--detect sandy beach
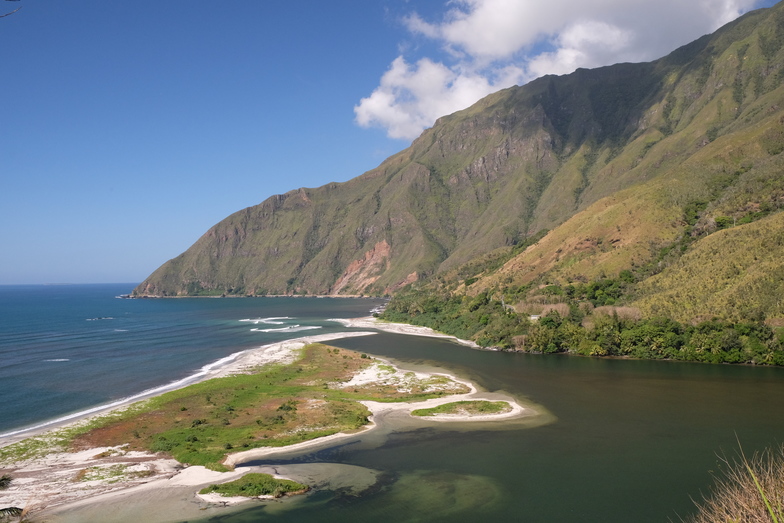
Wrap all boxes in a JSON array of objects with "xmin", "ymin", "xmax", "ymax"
[
  {"xmin": 330, "ymin": 317, "xmax": 485, "ymax": 349},
  {"xmin": 0, "ymin": 318, "xmax": 529, "ymax": 522}
]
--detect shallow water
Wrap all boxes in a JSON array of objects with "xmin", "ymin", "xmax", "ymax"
[
  {"xmin": 4, "ymin": 286, "xmax": 784, "ymax": 522},
  {"xmin": 193, "ymin": 333, "xmax": 784, "ymax": 523}
]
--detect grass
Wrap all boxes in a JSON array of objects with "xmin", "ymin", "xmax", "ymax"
[
  {"xmin": 411, "ymin": 401, "xmax": 511, "ymax": 417},
  {"xmin": 634, "ymin": 210, "xmax": 784, "ymax": 323},
  {"xmin": 72, "ymin": 464, "xmax": 151, "ymax": 484},
  {"xmin": 0, "ymin": 404, "xmax": 148, "ymax": 465},
  {"xmin": 685, "ymin": 443, "xmax": 784, "ymax": 523},
  {"xmin": 199, "ymin": 472, "xmax": 308, "ymax": 499},
  {"xmin": 0, "ymin": 343, "xmax": 467, "ymax": 471}
]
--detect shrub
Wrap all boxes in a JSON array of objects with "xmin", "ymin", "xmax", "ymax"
[
  {"xmin": 686, "ymin": 443, "xmax": 784, "ymax": 523},
  {"xmin": 199, "ymin": 473, "xmax": 308, "ymax": 498}
]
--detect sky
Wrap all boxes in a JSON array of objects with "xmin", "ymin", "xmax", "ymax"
[{"xmin": 1, "ymin": 0, "xmax": 778, "ymax": 284}]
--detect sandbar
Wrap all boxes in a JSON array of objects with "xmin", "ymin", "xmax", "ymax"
[{"xmin": 0, "ymin": 320, "xmax": 529, "ymax": 522}]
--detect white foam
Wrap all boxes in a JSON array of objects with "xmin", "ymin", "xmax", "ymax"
[
  {"xmin": 250, "ymin": 325, "xmax": 322, "ymax": 333},
  {"xmin": 0, "ymin": 350, "xmax": 246, "ymax": 439},
  {"xmin": 43, "ymin": 359, "xmax": 70, "ymax": 362},
  {"xmin": 0, "ymin": 331, "xmax": 379, "ymax": 441},
  {"xmin": 239, "ymin": 317, "xmax": 291, "ymax": 325}
]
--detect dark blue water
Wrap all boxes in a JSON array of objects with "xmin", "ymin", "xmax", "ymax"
[{"xmin": 0, "ymin": 284, "xmax": 384, "ymax": 436}]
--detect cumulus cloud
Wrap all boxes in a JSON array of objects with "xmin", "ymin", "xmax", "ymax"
[
  {"xmin": 354, "ymin": 57, "xmax": 524, "ymax": 140},
  {"xmin": 356, "ymin": 0, "xmax": 763, "ymax": 140},
  {"xmin": 527, "ymin": 21, "xmax": 635, "ymax": 77}
]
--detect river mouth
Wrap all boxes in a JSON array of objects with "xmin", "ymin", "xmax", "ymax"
[{"xmin": 11, "ymin": 297, "xmax": 784, "ymax": 523}]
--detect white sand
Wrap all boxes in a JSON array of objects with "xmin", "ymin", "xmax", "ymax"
[
  {"xmin": 1, "ymin": 323, "xmax": 528, "ymax": 521},
  {"xmin": 330, "ymin": 317, "xmax": 486, "ymax": 349},
  {"xmin": 0, "ymin": 331, "xmax": 378, "ymax": 448},
  {"xmin": 206, "ymin": 331, "xmax": 378, "ymax": 379}
]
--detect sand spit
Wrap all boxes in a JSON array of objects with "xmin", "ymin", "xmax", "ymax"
[
  {"xmin": 330, "ymin": 317, "xmax": 484, "ymax": 349},
  {"xmin": 0, "ymin": 326, "xmax": 528, "ymax": 522},
  {"xmin": 0, "ymin": 332, "xmax": 378, "ymax": 448},
  {"xmin": 205, "ymin": 331, "xmax": 378, "ymax": 379}
]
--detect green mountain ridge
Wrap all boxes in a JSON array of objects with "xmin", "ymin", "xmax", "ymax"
[{"xmin": 134, "ymin": 3, "xmax": 784, "ymax": 330}]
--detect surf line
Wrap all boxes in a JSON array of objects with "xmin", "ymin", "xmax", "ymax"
[{"xmin": 0, "ymin": 351, "xmax": 246, "ymax": 439}]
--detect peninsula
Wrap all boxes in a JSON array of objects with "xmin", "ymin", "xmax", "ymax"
[{"xmin": 0, "ymin": 320, "xmax": 529, "ymax": 523}]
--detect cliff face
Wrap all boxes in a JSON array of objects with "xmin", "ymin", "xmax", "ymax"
[{"xmin": 135, "ymin": 3, "xmax": 784, "ymax": 304}]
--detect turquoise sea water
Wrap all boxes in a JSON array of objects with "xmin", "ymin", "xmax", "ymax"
[{"xmin": 3, "ymin": 285, "xmax": 784, "ymax": 522}]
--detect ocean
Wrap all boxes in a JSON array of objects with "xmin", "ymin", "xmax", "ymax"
[
  {"xmin": 4, "ymin": 284, "xmax": 784, "ymax": 522},
  {"xmin": 0, "ymin": 284, "xmax": 385, "ymax": 437}
]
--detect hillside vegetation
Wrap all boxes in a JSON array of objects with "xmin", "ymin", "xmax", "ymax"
[{"xmin": 136, "ymin": 4, "xmax": 784, "ymax": 362}]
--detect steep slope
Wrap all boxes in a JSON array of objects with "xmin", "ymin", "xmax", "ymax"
[
  {"xmin": 135, "ymin": 3, "xmax": 784, "ymax": 299},
  {"xmin": 436, "ymin": 3, "xmax": 784, "ymax": 322}
]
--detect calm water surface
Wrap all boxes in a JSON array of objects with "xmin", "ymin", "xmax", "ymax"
[
  {"xmin": 201, "ymin": 334, "xmax": 784, "ymax": 523},
  {"xmin": 2, "ymin": 285, "xmax": 783, "ymax": 522}
]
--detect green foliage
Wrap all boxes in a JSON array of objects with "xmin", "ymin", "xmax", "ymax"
[
  {"xmin": 715, "ymin": 216, "xmax": 734, "ymax": 229},
  {"xmin": 0, "ymin": 474, "xmax": 11, "ymax": 490},
  {"xmin": 411, "ymin": 401, "xmax": 510, "ymax": 416},
  {"xmin": 383, "ymin": 287, "xmax": 530, "ymax": 349},
  {"xmin": 53, "ymin": 344, "xmax": 467, "ymax": 469},
  {"xmin": 683, "ymin": 201, "xmax": 709, "ymax": 226},
  {"xmin": 567, "ymin": 278, "xmax": 629, "ymax": 306},
  {"xmin": 199, "ymin": 473, "xmax": 307, "ymax": 498},
  {"xmin": 383, "ymin": 275, "xmax": 784, "ymax": 365}
]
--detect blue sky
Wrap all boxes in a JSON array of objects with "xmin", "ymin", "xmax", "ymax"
[{"xmin": 1, "ymin": 0, "xmax": 777, "ymax": 284}]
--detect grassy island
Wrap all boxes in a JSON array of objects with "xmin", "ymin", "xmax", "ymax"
[
  {"xmin": 199, "ymin": 472, "xmax": 308, "ymax": 499},
  {"xmin": 63, "ymin": 343, "xmax": 468, "ymax": 470},
  {"xmin": 411, "ymin": 400, "xmax": 511, "ymax": 417},
  {"xmin": 0, "ymin": 342, "xmax": 470, "ymax": 472},
  {"xmin": 0, "ymin": 337, "xmax": 507, "ymax": 520}
]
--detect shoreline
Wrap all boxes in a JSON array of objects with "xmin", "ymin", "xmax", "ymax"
[
  {"xmin": 130, "ymin": 294, "xmax": 387, "ymax": 299},
  {"xmin": 329, "ymin": 317, "xmax": 486, "ymax": 350},
  {"xmin": 0, "ymin": 331, "xmax": 378, "ymax": 447},
  {"xmin": 0, "ymin": 317, "xmax": 478, "ymax": 446},
  {"xmin": 1, "ymin": 318, "xmax": 530, "ymax": 521}
]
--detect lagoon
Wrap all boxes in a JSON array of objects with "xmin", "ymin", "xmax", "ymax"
[
  {"xmin": 201, "ymin": 333, "xmax": 784, "ymax": 522},
  {"xmin": 2, "ymin": 285, "xmax": 783, "ymax": 522}
]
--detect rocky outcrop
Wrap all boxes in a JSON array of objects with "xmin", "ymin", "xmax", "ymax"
[{"xmin": 330, "ymin": 241, "xmax": 392, "ymax": 295}]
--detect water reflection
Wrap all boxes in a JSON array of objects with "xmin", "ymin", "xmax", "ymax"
[{"xmin": 191, "ymin": 331, "xmax": 784, "ymax": 523}]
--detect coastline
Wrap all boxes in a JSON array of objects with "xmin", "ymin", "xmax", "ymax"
[
  {"xmin": 0, "ymin": 318, "xmax": 530, "ymax": 522},
  {"xmin": 0, "ymin": 331, "xmax": 378, "ymax": 448},
  {"xmin": 329, "ymin": 317, "xmax": 485, "ymax": 349},
  {"xmin": 0, "ymin": 317, "xmax": 486, "ymax": 447}
]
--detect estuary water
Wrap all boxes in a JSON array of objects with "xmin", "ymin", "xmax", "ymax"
[{"xmin": 2, "ymin": 284, "xmax": 784, "ymax": 522}]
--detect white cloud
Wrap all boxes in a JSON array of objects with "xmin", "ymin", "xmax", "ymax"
[
  {"xmin": 357, "ymin": 0, "xmax": 764, "ymax": 140},
  {"xmin": 527, "ymin": 21, "xmax": 635, "ymax": 77},
  {"xmin": 355, "ymin": 56, "xmax": 524, "ymax": 140}
]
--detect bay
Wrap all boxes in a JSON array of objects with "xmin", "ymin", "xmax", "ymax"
[
  {"xmin": 2, "ymin": 285, "xmax": 784, "ymax": 522},
  {"xmin": 0, "ymin": 284, "xmax": 384, "ymax": 436}
]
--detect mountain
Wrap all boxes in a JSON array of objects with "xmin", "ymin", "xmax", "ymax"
[{"xmin": 134, "ymin": 3, "xmax": 784, "ymax": 329}]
